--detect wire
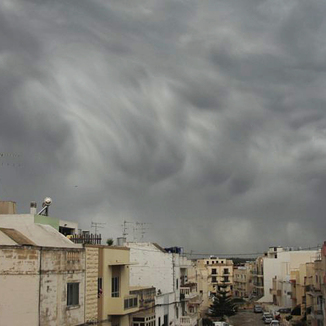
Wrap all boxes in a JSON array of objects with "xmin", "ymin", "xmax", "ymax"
[{"xmin": 183, "ymin": 245, "xmax": 321, "ymax": 258}]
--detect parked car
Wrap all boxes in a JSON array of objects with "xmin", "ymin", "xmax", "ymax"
[
  {"xmin": 262, "ymin": 312, "xmax": 270, "ymax": 321},
  {"xmin": 277, "ymin": 308, "xmax": 291, "ymax": 314},
  {"xmin": 254, "ymin": 304, "xmax": 263, "ymax": 313},
  {"xmin": 264, "ymin": 314, "xmax": 273, "ymax": 324},
  {"xmin": 213, "ymin": 322, "xmax": 232, "ymax": 326},
  {"xmin": 270, "ymin": 320, "xmax": 280, "ymax": 326}
]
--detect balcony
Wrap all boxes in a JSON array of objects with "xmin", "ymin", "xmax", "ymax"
[
  {"xmin": 130, "ymin": 286, "xmax": 155, "ymax": 310},
  {"xmin": 179, "ymin": 315, "xmax": 197, "ymax": 326},
  {"xmin": 180, "ymin": 287, "xmax": 198, "ymax": 300},
  {"xmin": 311, "ymin": 304, "xmax": 324, "ymax": 320}
]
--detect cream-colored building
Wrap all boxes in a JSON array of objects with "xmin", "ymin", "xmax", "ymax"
[
  {"xmin": 233, "ymin": 263, "xmax": 253, "ymax": 298},
  {"xmin": 85, "ymin": 245, "xmax": 148, "ymax": 326},
  {"xmin": 194, "ymin": 257, "xmax": 233, "ymax": 314},
  {"xmin": 290, "ymin": 246, "xmax": 325, "ymax": 326},
  {"xmin": 0, "ymin": 224, "xmax": 85, "ymax": 326}
]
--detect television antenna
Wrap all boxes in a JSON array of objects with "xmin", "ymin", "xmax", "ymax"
[
  {"xmin": 0, "ymin": 152, "xmax": 22, "ymax": 199},
  {"xmin": 135, "ymin": 222, "xmax": 151, "ymax": 241},
  {"xmin": 91, "ymin": 221, "xmax": 106, "ymax": 234},
  {"xmin": 121, "ymin": 220, "xmax": 134, "ymax": 239}
]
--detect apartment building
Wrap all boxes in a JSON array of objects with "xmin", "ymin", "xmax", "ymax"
[
  {"xmin": 125, "ymin": 242, "xmax": 199, "ymax": 326},
  {"xmin": 233, "ymin": 262, "xmax": 253, "ymax": 298},
  {"xmin": 84, "ymin": 245, "xmax": 142, "ymax": 325},
  {"xmin": 195, "ymin": 257, "xmax": 233, "ymax": 314},
  {"xmin": 290, "ymin": 243, "xmax": 326, "ymax": 326},
  {"xmin": 258, "ymin": 246, "xmax": 319, "ymax": 305},
  {"xmin": 180, "ymin": 258, "xmax": 202, "ymax": 326},
  {"xmin": 252, "ymin": 256, "xmax": 264, "ymax": 299}
]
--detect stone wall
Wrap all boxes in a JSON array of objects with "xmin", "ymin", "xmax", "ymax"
[
  {"xmin": 0, "ymin": 246, "xmax": 40, "ymax": 326},
  {"xmin": 40, "ymin": 248, "xmax": 85, "ymax": 326},
  {"xmin": 85, "ymin": 246, "xmax": 99, "ymax": 323}
]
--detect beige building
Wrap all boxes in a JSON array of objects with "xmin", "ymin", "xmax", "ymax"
[
  {"xmin": 252, "ymin": 256, "xmax": 264, "ymax": 299},
  {"xmin": 194, "ymin": 257, "xmax": 233, "ymax": 314},
  {"xmin": 290, "ymin": 244, "xmax": 326, "ymax": 326},
  {"xmin": 85, "ymin": 245, "xmax": 148, "ymax": 326},
  {"xmin": 0, "ymin": 224, "xmax": 85, "ymax": 326},
  {"xmin": 233, "ymin": 263, "xmax": 253, "ymax": 298},
  {"xmin": 181, "ymin": 262, "xmax": 202, "ymax": 326}
]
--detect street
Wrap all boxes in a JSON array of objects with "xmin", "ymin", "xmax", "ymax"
[{"xmin": 229, "ymin": 310, "xmax": 265, "ymax": 326}]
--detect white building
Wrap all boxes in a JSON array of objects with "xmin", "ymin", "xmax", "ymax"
[
  {"xmin": 259, "ymin": 248, "xmax": 320, "ymax": 307},
  {"xmin": 125, "ymin": 242, "xmax": 197, "ymax": 326}
]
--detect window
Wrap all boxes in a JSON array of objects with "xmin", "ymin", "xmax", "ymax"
[
  {"xmin": 158, "ymin": 317, "xmax": 161, "ymax": 326},
  {"xmin": 67, "ymin": 282, "xmax": 79, "ymax": 306},
  {"xmin": 124, "ymin": 297, "xmax": 138, "ymax": 309},
  {"xmin": 98, "ymin": 278, "xmax": 103, "ymax": 298},
  {"xmin": 176, "ymin": 279, "xmax": 178, "ymax": 290},
  {"xmin": 206, "ymin": 261, "xmax": 209, "ymax": 265},
  {"xmin": 212, "ymin": 268, "xmax": 217, "ymax": 274},
  {"xmin": 223, "ymin": 268, "xmax": 229, "ymax": 274},
  {"xmin": 112, "ymin": 277, "xmax": 120, "ymax": 297},
  {"xmin": 212, "ymin": 276, "xmax": 217, "ymax": 282},
  {"xmin": 163, "ymin": 314, "xmax": 168, "ymax": 326}
]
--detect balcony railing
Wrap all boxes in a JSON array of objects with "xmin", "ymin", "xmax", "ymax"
[
  {"xmin": 179, "ymin": 315, "xmax": 197, "ymax": 326},
  {"xmin": 180, "ymin": 287, "xmax": 198, "ymax": 300},
  {"xmin": 69, "ymin": 233, "xmax": 102, "ymax": 244}
]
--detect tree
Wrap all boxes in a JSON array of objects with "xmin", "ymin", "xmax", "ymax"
[
  {"xmin": 106, "ymin": 238, "xmax": 114, "ymax": 246},
  {"xmin": 207, "ymin": 279, "xmax": 244, "ymax": 321}
]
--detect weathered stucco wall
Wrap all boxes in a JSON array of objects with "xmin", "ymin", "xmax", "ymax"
[
  {"xmin": 40, "ymin": 248, "xmax": 85, "ymax": 326},
  {"xmin": 85, "ymin": 246, "xmax": 99, "ymax": 323},
  {"xmin": 0, "ymin": 246, "xmax": 40, "ymax": 326},
  {"xmin": 127, "ymin": 243, "xmax": 174, "ymax": 295}
]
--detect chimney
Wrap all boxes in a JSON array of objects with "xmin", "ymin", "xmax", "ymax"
[
  {"xmin": 30, "ymin": 201, "xmax": 37, "ymax": 215},
  {"xmin": 0, "ymin": 201, "xmax": 16, "ymax": 214}
]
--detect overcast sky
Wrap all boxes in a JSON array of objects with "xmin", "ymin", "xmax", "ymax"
[{"xmin": 1, "ymin": 0, "xmax": 326, "ymax": 255}]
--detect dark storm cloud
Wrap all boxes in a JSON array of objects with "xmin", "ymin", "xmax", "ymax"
[{"xmin": 1, "ymin": 0, "xmax": 326, "ymax": 254}]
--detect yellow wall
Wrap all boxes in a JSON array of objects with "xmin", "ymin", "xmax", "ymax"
[{"xmin": 100, "ymin": 247, "xmax": 139, "ymax": 320}]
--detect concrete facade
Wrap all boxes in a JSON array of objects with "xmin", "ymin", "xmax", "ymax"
[
  {"xmin": 125, "ymin": 242, "xmax": 192, "ymax": 326},
  {"xmin": 261, "ymin": 249, "xmax": 320, "ymax": 305},
  {"xmin": 0, "ymin": 245, "xmax": 39, "ymax": 326},
  {"xmin": 0, "ymin": 244, "xmax": 85, "ymax": 326},
  {"xmin": 0, "ymin": 212, "xmax": 85, "ymax": 326},
  {"xmin": 233, "ymin": 263, "xmax": 253, "ymax": 298},
  {"xmin": 40, "ymin": 248, "xmax": 85, "ymax": 326}
]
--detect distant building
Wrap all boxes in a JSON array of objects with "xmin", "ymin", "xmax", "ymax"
[
  {"xmin": 290, "ymin": 243, "xmax": 326, "ymax": 325},
  {"xmin": 259, "ymin": 246, "xmax": 320, "ymax": 306},
  {"xmin": 233, "ymin": 262, "xmax": 253, "ymax": 298},
  {"xmin": 194, "ymin": 257, "xmax": 234, "ymax": 315}
]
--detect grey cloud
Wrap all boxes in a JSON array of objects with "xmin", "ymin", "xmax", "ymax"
[{"xmin": 1, "ymin": 0, "xmax": 326, "ymax": 254}]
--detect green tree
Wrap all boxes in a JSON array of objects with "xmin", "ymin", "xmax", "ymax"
[
  {"xmin": 106, "ymin": 238, "xmax": 114, "ymax": 246},
  {"xmin": 207, "ymin": 279, "xmax": 243, "ymax": 320}
]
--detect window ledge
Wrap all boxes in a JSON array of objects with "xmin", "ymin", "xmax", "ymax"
[{"xmin": 67, "ymin": 304, "xmax": 80, "ymax": 310}]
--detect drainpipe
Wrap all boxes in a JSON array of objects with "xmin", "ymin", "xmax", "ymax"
[{"xmin": 38, "ymin": 247, "xmax": 42, "ymax": 326}]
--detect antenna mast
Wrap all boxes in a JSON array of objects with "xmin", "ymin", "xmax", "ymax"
[{"xmin": 91, "ymin": 221, "xmax": 106, "ymax": 234}]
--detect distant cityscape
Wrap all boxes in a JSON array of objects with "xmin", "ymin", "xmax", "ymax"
[{"xmin": 0, "ymin": 199, "xmax": 325, "ymax": 326}]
